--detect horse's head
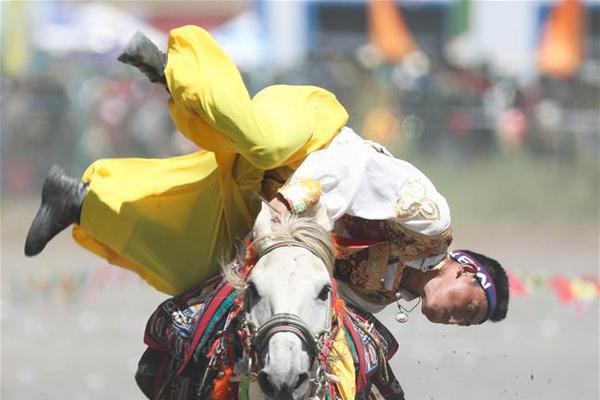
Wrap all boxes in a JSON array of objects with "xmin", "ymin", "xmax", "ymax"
[{"xmin": 228, "ymin": 210, "xmax": 336, "ymax": 399}]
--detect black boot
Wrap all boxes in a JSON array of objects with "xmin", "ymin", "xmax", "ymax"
[
  {"xmin": 24, "ymin": 165, "xmax": 86, "ymax": 256},
  {"xmin": 118, "ymin": 31, "xmax": 168, "ymax": 88}
]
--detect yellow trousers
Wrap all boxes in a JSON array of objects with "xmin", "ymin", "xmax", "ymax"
[{"xmin": 72, "ymin": 26, "xmax": 349, "ymax": 294}]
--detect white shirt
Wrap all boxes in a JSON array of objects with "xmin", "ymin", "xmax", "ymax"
[{"xmin": 290, "ymin": 127, "xmax": 451, "ymax": 237}]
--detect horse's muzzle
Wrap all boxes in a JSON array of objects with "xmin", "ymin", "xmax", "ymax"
[{"xmin": 257, "ymin": 368, "xmax": 310, "ymax": 400}]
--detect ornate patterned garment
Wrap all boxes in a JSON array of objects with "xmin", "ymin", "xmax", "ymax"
[
  {"xmin": 334, "ymin": 215, "xmax": 453, "ymax": 305},
  {"xmin": 270, "ymin": 127, "xmax": 454, "ymax": 307}
]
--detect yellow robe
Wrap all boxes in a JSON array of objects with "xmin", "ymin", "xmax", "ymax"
[{"xmin": 72, "ymin": 25, "xmax": 349, "ymax": 295}]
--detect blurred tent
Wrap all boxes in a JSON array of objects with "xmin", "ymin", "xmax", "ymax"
[
  {"xmin": 210, "ymin": 9, "xmax": 269, "ymax": 71},
  {"xmin": 29, "ymin": 2, "xmax": 268, "ymax": 72},
  {"xmin": 31, "ymin": 2, "xmax": 167, "ymax": 58}
]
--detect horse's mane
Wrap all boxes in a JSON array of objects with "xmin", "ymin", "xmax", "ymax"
[{"xmin": 222, "ymin": 214, "xmax": 335, "ymax": 290}]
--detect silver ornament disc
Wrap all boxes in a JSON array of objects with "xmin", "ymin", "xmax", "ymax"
[{"xmin": 396, "ymin": 312, "xmax": 408, "ymax": 323}]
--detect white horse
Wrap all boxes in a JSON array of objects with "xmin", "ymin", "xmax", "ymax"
[
  {"xmin": 136, "ymin": 204, "xmax": 400, "ymax": 399},
  {"xmin": 224, "ymin": 205, "xmax": 337, "ymax": 399}
]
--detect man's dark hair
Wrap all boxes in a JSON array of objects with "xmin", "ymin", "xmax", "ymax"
[{"xmin": 464, "ymin": 250, "xmax": 509, "ymax": 322}]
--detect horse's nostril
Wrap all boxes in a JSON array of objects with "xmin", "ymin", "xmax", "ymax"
[
  {"xmin": 294, "ymin": 372, "xmax": 309, "ymax": 390},
  {"xmin": 257, "ymin": 371, "xmax": 277, "ymax": 397}
]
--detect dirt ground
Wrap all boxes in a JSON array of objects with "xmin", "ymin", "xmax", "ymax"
[{"xmin": 2, "ymin": 201, "xmax": 598, "ymax": 399}]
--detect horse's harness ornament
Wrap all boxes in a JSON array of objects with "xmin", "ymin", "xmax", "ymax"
[{"xmin": 394, "ymin": 292, "xmax": 421, "ymax": 324}]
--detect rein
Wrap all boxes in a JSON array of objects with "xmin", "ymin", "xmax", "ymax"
[
  {"xmin": 257, "ymin": 240, "xmax": 329, "ymax": 262},
  {"xmin": 251, "ymin": 313, "xmax": 324, "ymax": 358}
]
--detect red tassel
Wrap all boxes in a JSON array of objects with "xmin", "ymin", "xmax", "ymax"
[
  {"xmin": 243, "ymin": 239, "xmax": 258, "ymax": 274},
  {"xmin": 211, "ymin": 366, "xmax": 234, "ymax": 400},
  {"xmin": 335, "ymin": 297, "xmax": 346, "ymax": 316}
]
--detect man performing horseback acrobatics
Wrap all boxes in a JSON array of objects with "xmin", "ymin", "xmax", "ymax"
[{"xmin": 24, "ymin": 25, "xmax": 509, "ymax": 328}]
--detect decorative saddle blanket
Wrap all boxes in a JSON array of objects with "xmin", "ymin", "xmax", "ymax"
[{"xmin": 136, "ymin": 276, "xmax": 403, "ymax": 399}]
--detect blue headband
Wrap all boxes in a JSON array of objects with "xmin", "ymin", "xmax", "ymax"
[{"xmin": 449, "ymin": 250, "xmax": 497, "ymax": 322}]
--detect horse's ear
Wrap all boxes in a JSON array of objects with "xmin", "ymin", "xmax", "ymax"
[
  {"xmin": 253, "ymin": 202, "xmax": 275, "ymax": 239},
  {"xmin": 300, "ymin": 201, "xmax": 333, "ymax": 232},
  {"xmin": 252, "ymin": 198, "xmax": 333, "ymax": 239}
]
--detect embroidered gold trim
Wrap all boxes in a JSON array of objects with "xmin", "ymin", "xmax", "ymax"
[
  {"xmin": 394, "ymin": 179, "xmax": 440, "ymax": 221},
  {"xmin": 278, "ymin": 177, "xmax": 323, "ymax": 214},
  {"xmin": 334, "ymin": 215, "xmax": 453, "ymax": 305},
  {"xmin": 395, "ymin": 226, "xmax": 451, "ymax": 260}
]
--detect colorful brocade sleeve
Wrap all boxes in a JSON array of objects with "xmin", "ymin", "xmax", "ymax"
[{"xmin": 277, "ymin": 178, "xmax": 323, "ymax": 214}]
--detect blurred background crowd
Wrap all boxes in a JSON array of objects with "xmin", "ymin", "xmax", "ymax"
[
  {"xmin": 1, "ymin": 1, "xmax": 598, "ymax": 399},
  {"xmin": 2, "ymin": 1, "xmax": 598, "ymax": 204}
]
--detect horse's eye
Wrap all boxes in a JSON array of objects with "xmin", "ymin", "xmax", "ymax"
[{"xmin": 317, "ymin": 284, "xmax": 331, "ymax": 301}]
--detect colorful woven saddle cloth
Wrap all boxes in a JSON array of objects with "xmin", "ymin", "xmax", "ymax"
[
  {"xmin": 136, "ymin": 275, "xmax": 239, "ymax": 399},
  {"xmin": 344, "ymin": 305, "xmax": 398, "ymax": 371},
  {"xmin": 341, "ymin": 304, "xmax": 400, "ymax": 395},
  {"xmin": 136, "ymin": 276, "xmax": 403, "ymax": 399}
]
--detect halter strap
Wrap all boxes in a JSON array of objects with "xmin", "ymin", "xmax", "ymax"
[
  {"xmin": 259, "ymin": 240, "xmax": 327, "ymax": 264},
  {"xmin": 251, "ymin": 313, "xmax": 323, "ymax": 357}
]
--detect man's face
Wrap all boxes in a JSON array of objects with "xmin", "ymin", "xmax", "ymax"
[{"xmin": 421, "ymin": 260, "xmax": 488, "ymax": 326}]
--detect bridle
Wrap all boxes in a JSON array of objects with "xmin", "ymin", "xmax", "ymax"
[{"xmin": 236, "ymin": 240, "xmax": 339, "ymax": 397}]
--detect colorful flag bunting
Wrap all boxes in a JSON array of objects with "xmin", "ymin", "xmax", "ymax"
[
  {"xmin": 1, "ymin": 1, "xmax": 31, "ymax": 77},
  {"xmin": 448, "ymin": 0, "xmax": 471, "ymax": 39},
  {"xmin": 507, "ymin": 270, "xmax": 529, "ymax": 296},
  {"xmin": 537, "ymin": 0, "xmax": 585, "ymax": 78},
  {"xmin": 368, "ymin": 0, "xmax": 417, "ymax": 62},
  {"xmin": 5, "ymin": 267, "xmax": 600, "ymax": 316}
]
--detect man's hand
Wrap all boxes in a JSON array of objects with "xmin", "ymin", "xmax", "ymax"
[{"xmin": 268, "ymin": 196, "xmax": 291, "ymax": 222}]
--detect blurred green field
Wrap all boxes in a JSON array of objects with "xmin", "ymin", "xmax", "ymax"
[
  {"xmin": 4, "ymin": 150, "xmax": 597, "ymax": 233},
  {"xmin": 400, "ymin": 151, "xmax": 599, "ymax": 232}
]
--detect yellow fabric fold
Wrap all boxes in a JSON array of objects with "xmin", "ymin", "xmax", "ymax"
[
  {"xmin": 329, "ymin": 327, "xmax": 356, "ymax": 400},
  {"xmin": 72, "ymin": 25, "xmax": 349, "ymax": 294}
]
